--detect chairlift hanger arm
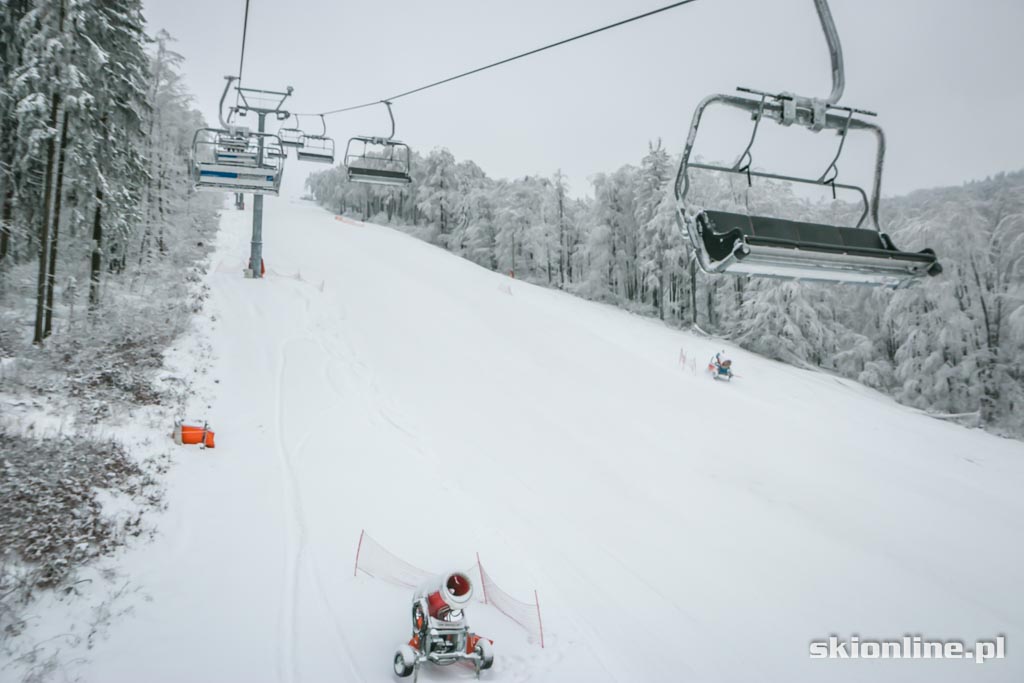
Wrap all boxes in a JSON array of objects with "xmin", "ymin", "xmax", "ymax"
[
  {"xmin": 737, "ymin": 0, "xmax": 847, "ymax": 108},
  {"xmin": 218, "ymin": 75, "xmax": 237, "ymax": 129},
  {"xmin": 384, "ymin": 101, "xmax": 396, "ymax": 140},
  {"xmin": 813, "ymin": 0, "xmax": 845, "ymax": 105}
]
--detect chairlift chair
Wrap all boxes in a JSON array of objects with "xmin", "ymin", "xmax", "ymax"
[
  {"xmin": 295, "ymin": 114, "xmax": 336, "ymax": 164},
  {"xmin": 191, "ymin": 128, "xmax": 285, "ymax": 195},
  {"xmin": 278, "ymin": 115, "xmax": 305, "ymax": 149},
  {"xmin": 675, "ymin": 0, "xmax": 940, "ymax": 288},
  {"xmin": 296, "ymin": 136, "xmax": 335, "ymax": 163},
  {"xmin": 344, "ymin": 137, "xmax": 412, "ymax": 185},
  {"xmin": 344, "ymin": 101, "xmax": 412, "ymax": 185}
]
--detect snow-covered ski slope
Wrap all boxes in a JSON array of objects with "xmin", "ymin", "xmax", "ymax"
[{"xmin": 82, "ymin": 199, "xmax": 1023, "ymax": 683}]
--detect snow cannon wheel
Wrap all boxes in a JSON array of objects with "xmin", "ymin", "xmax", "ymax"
[
  {"xmin": 394, "ymin": 645, "xmax": 417, "ymax": 678},
  {"xmin": 475, "ymin": 639, "xmax": 494, "ymax": 671}
]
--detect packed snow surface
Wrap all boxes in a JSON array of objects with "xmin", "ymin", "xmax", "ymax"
[{"xmin": 28, "ymin": 199, "xmax": 1024, "ymax": 682}]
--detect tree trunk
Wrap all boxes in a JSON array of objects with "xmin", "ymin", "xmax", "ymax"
[
  {"xmin": 689, "ymin": 253, "xmax": 698, "ymax": 326},
  {"xmin": 32, "ymin": 0, "xmax": 67, "ymax": 342},
  {"xmin": 44, "ymin": 112, "xmax": 70, "ymax": 338},
  {"xmin": 33, "ymin": 97, "xmax": 61, "ymax": 344},
  {"xmin": 157, "ymin": 163, "xmax": 167, "ymax": 253},
  {"xmin": 89, "ymin": 188, "xmax": 103, "ymax": 308},
  {"xmin": 0, "ymin": 181, "xmax": 11, "ymax": 262}
]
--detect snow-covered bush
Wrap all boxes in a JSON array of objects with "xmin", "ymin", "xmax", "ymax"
[
  {"xmin": 0, "ymin": 7, "xmax": 219, "ymax": 666},
  {"xmin": 0, "ymin": 428, "xmax": 163, "ymax": 622}
]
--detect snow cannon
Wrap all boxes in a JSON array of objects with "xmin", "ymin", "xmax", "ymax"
[
  {"xmin": 173, "ymin": 422, "xmax": 215, "ymax": 448},
  {"xmin": 708, "ymin": 353, "xmax": 734, "ymax": 381},
  {"xmin": 394, "ymin": 571, "xmax": 493, "ymax": 679}
]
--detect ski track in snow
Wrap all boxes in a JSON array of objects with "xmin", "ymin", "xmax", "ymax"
[
  {"xmin": 275, "ymin": 298, "xmax": 376, "ymax": 683},
  {"xmin": 274, "ymin": 337, "xmax": 303, "ymax": 683}
]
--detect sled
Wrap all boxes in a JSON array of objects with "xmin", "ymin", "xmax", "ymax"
[{"xmin": 708, "ymin": 365, "xmax": 733, "ymax": 381}]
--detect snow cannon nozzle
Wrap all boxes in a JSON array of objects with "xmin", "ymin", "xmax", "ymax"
[{"xmin": 441, "ymin": 571, "xmax": 473, "ymax": 607}]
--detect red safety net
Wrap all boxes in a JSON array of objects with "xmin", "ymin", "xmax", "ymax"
[
  {"xmin": 476, "ymin": 554, "xmax": 545, "ymax": 647},
  {"xmin": 353, "ymin": 529, "xmax": 437, "ymax": 589}
]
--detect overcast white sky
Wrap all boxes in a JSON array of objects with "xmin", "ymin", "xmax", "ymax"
[{"xmin": 145, "ymin": 0, "xmax": 1023, "ymax": 199}]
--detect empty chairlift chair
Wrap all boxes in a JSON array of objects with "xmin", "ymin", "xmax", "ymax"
[
  {"xmin": 191, "ymin": 128, "xmax": 285, "ymax": 196},
  {"xmin": 278, "ymin": 115, "xmax": 305, "ymax": 149},
  {"xmin": 295, "ymin": 114, "xmax": 336, "ymax": 164},
  {"xmin": 296, "ymin": 135, "xmax": 335, "ymax": 163},
  {"xmin": 344, "ymin": 100, "xmax": 412, "ymax": 186},
  {"xmin": 344, "ymin": 137, "xmax": 412, "ymax": 186},
  {"xmin": 674, "ymin": 0, "xmax": 940, "ymax": 288}
]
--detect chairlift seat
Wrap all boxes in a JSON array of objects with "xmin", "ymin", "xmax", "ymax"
[
  {"xmin": 694, "ymin": 210, "xmax": 941, "ymax": 285},
  {"xmin": 347, "ymin": 166, "xmax": 412, "ymax": 185},
  {"xmin": 296, "ymin": 148, "xmax": 335, "ymax": 163}
]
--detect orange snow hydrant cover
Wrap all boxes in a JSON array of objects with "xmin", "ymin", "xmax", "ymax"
[{"xmin": 173, "ymin": 423, "xmax": 216, "ymax": 448}]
